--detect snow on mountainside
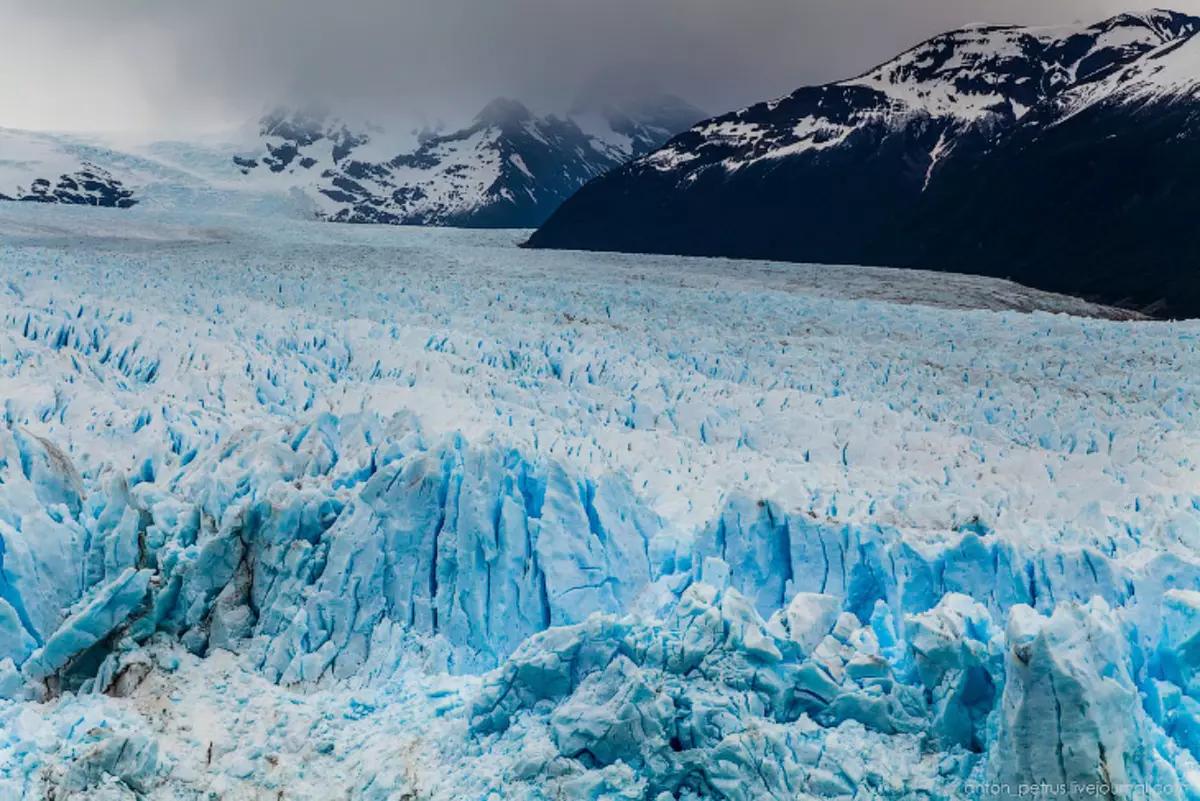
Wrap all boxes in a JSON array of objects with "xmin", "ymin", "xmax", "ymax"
[
  {"xmin": 0, "ymin": 130, "xmax": 137, "ymax": 208},
  {"xmin": 1063, "ymin": 15, "xmax": 1200, "ymax": 109},
  {"xmin": 529, "ymin": 8, "xmax": 1200, "ymax": 318},
  {"xmin": 637, "ymin": 9, "xmax": 1197, "ymax": 174},
  {"xmin": 850, "ymin": 10, "xmax": 1199, "ymax": 118},
  {"xmin": 0, "ymin": 127, "xmax": 326, "ymax": 220},
  {"xmin": 0, "ymin": 91, "xmax": 703, "ymax": 228},
  {"xmin": 231, "ymin": 94, "xmax": 705, "ymax": 227},
  {"xmin": 0, "ymin": 203, "xmax": 1198, "ymax": 798}
]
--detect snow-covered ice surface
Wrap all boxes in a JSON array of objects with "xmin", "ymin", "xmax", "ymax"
[{"xmin": 0, "ymin": 202, "xmax": 1198, "ymax": 799}]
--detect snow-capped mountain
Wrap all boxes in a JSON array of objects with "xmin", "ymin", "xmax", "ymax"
[
  {"xmin": 0, "ymin": 130, "xmax": 139, "ymax": 208},
  {"xmin": 529, "ymin": 9, "xmax": 1200, "ymax": 317},
  {"xmin": 222, "ymin": 92, "xmax": 705, "ymax": 227},
  {"xmin": 0, "ymin": 92, "xmax": 704, "ymax": 228}
]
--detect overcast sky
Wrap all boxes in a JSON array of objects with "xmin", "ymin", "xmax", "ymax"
[{"xmin": 3, "ymin": 0, "xmax": 1198, "ymax": 133}]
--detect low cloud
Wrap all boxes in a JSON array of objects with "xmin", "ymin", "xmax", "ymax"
[{"xmin": 2, "ymin": 0, "xmax": 1195, "ymax": 131}]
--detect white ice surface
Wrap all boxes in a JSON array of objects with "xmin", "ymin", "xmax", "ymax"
[{"xmin": 0, "ymin": 204, "xmax": 1197, "ymax": 799}]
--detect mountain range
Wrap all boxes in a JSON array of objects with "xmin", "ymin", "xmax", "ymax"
[
  {"xmin": 528, "ymin": 9, "xmax": 1200, "ymax": 316},
  {"xmin": 6, "ymin": 10, "xmax": 1200, "ymax": 314},
  {"xmin": 0, "ymin": 90, "xmax": 704, "ymax": 228}
]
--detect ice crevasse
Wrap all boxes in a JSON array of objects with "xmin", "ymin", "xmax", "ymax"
[
  {"xmin": 2, "ymin": 211, "xmax": 1200, "ymax": 798},
  {"xmin": 2, "ymin": 410, "xmax": 1200, "ymax": 798}
]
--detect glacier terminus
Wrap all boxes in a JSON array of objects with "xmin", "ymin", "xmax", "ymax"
[{"xmin": 0, "ymin": 202, "xmax": 1198, "ymax": 800}]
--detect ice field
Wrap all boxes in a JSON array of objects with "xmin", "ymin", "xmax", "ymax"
[{"xmin": 0, "ymin": 202, "xmax": 1198, "ymax": 798}]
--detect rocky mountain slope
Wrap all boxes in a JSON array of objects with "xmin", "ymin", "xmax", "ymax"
[
  {"xmin": 0, "ymin": 166, "xmax": 136, "ymax": 208},
  {"xmin": 528, "ymin": 9, "xmax": 1200, "ymax": 316},
  {"xmin": 235, "ymin": 94, "xmax": 702, "ymax": 227}
]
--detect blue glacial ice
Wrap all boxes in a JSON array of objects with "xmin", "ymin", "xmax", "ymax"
[{"xmin": 0, "ymin": 204, "xmax": 1199, "ymax": 798}]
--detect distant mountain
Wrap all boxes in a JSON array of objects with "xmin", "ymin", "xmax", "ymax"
[
  {"xmin": 528, "ymin": 9, "xmax": 1200, "ymax": 317},
  {"xmin": 0, "ymin": 91, "xmax": 705, "ymax": 229},
  {"xmin": 227, "ymin": 92, "xmax": 706, "ymax": 228},
  {"xmin": 0, "ymin": 160, "xmax": 136, "ymax": 208}
]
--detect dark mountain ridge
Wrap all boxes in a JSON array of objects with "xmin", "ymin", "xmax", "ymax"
[{"xmin": 528, "ymin": 9, "xmax": 1200, "ymax": 317}]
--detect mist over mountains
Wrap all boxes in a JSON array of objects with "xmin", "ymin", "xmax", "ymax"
[{"xmin": 3, "ymin": 0, "xmax": 1190, "ymax": 132}]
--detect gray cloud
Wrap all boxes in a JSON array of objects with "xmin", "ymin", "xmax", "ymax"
[{"xmin": 3, "ymin": 0, "xmax": 1199, "ymax": 132}]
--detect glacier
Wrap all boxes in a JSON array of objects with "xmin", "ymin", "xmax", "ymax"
[{"xmin": 0, "ymin": 202, "xmax": 1199, "ymax": 798}]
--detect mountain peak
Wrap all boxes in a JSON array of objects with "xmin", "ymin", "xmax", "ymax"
[
  {"xmin": 260, "ymin": 106, "xmax": 334, "ymax": 143},
  {"xmin": 820, "ymin": 9, "xmax": 1200, "ymax": 124},
  {"xmin": 570, "ymin": 79, "xmax": 706, "ymax": 129},
  {"xmin": 1106, "ymin": 8, "xmax": 1198, "ymax": 35},
  {"xmin": 475, "ymin": 98, "xmax": 533, "ymax": 127}
]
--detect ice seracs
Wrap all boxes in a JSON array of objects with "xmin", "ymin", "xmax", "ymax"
[{"xmin": 0, "ymin": 204, "xmax": 1199, "ymax": 797}]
